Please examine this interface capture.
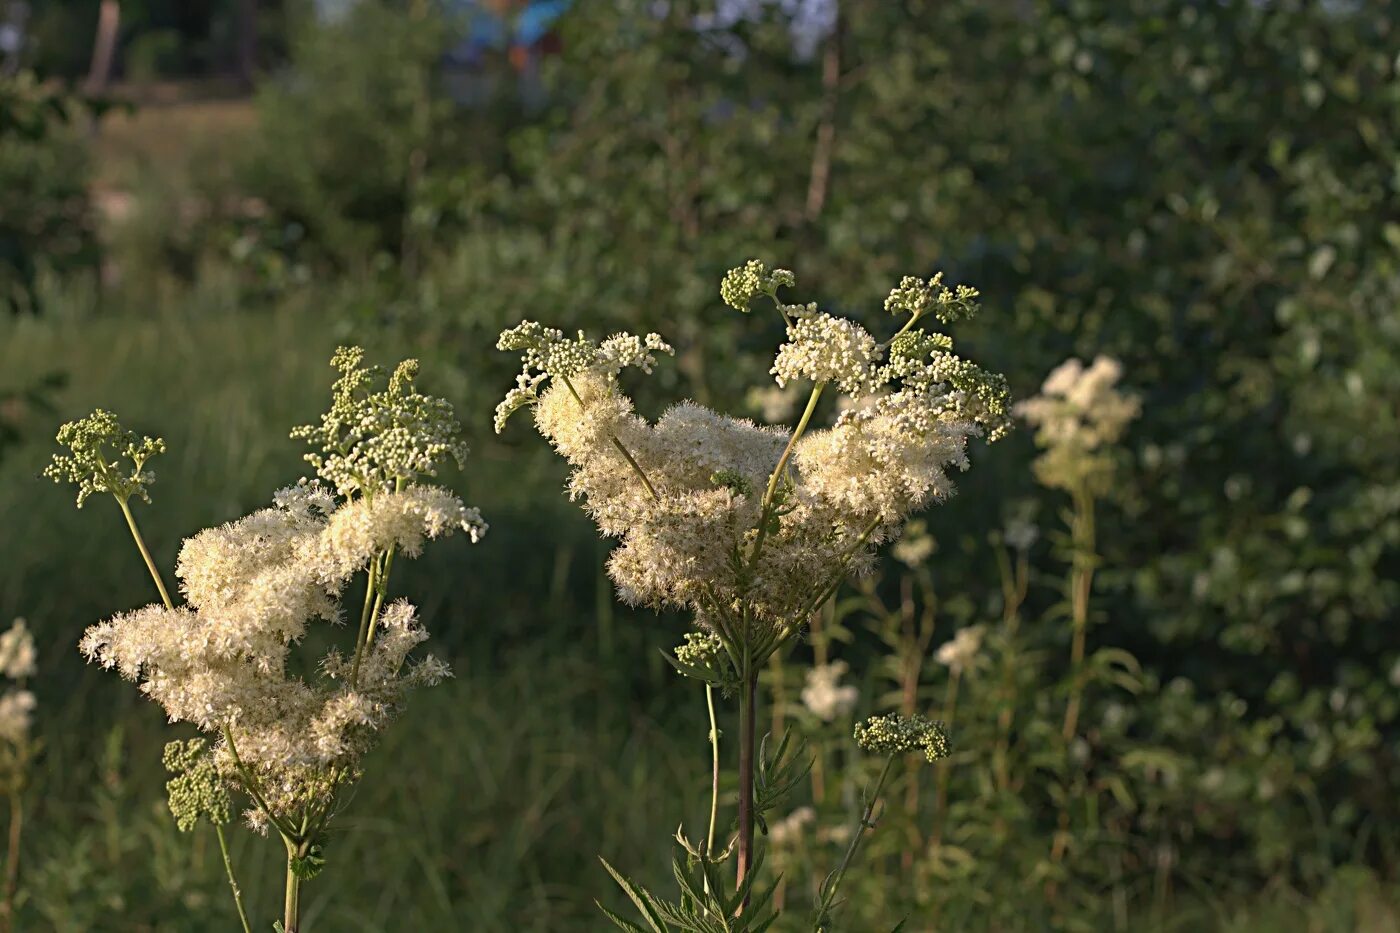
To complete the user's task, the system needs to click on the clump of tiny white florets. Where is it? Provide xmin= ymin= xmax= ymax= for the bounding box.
xmin=494 ymin=322 xmax=674 ymax=434
xmin=44 ymin=409 xmax=165 ymax=507
xmin=0 ymin=616 xmax=36 ymax=750
xmin=494 ymin=262 xmax=1011 ymax=650
xmin=77 ymin=348 xmax=486 ymax=834
xmin=1015 ymin=355 xmax=1140 ymax=495
xmin=79 ymin=481 xmax=479 ymax=829
xmin=801 ymin=660 xmax=859 ymax=722
xmin=935 ymin=625 xmax=985 ymax=675
xmin=291 ymin=346 xmax=471 ymax=499
xmin=855 ymin=713 xmax=950 ymax=763
xmin=772 ymin=308 xmax=881 ymax=396
xmin=891 ymin=519 xmax=935 ymax=568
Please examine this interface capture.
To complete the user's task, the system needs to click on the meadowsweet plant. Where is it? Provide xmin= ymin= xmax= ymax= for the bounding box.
xmin=1017 ymin=356 xmax=1139 ymax=876
xmin=496 ymin=260 xmax=1009 ymax=928
xmin=0 ymin=619 xmax=36 ymax=933
xmin=1016 ymin=357 xmax=1139 ymax=741
xmin=48 ymin=349 xmax=485 ymax=933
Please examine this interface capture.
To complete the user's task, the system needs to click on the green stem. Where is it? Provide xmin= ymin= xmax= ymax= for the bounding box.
xmin=362 ymin=545 xmax=398 ymax=658
xmin=814 ymin=756 xmax=896 ymax=927
xmin=283 ymin=845 xmax=301 ymax=933
xmin=215 ymin=824 xmax=252 ymax=933
xmin=349 ymin=555 xmax=381 ymax=685
xmin=561 ymin=374 xmax=661 ymax=502
xmin=705 ymin=685 xmax=721 ymax=861
xmin=748 ymin=383 xmax=825 ymax=572
xmin=735 ymin=667 xmax=758 ymax=909
xmin=116 ymin=496 xmax=174 ymax=610
xmin=1061 ymin=486 xmax=1096 ymax=742
xmin=222 ymin=725 xmax=298 ymax=841
xmin=931 ymin=670 xmax=960 ymax=848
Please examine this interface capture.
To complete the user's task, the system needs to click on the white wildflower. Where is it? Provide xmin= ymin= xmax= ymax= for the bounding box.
xmin=772 ymin=310 xmax=880 ymax=396
xmin=497 ymin=262 xmax=1010 ymax=654
xmin=935 ymin=625 xmax=985 ymax=675
xmin=0 ymin=619 xmax=37 ymax=680
xmin=0 ymin=690 xmax=34 ymax=744
xmin=80 ymin=485 xmax=479 ymax=831
xmin=1016 ymin=355 xmax=1140 ymax=494
xmin=801 ymin=661 xmax=859 ymax=721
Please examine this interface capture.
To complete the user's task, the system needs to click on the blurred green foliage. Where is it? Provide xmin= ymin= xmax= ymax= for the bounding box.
xmin=0 ymin=73 xmax=98 ymax=315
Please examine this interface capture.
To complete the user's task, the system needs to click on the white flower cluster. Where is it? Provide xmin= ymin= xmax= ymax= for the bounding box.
xmin=497 ymin=262 xmax=1012 ymax=648
xmin=801 ymin=660 xmax=859 ymax=721
xmin=494 ymin=322 xmax=674 ymax=433
xmin=771 ymin=309 xmax=881 ymax=396
xmin=79 ymin=484 xmax=483 ymax=830
xmin=1015 ymin=355 xmax=1140 ymax=494
xmin=935 ymin=624 xmax=985 ymax=675
xmin=0 ymin=619 xmax=35 ymax=746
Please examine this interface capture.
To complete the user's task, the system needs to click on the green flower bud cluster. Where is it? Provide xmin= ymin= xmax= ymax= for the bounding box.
xmin=854 ymin=713 xmax=950 ymax=763
xmin=884 ymin=273 xmax=981 ymax=324
xmin=888 ymin=330 xmax=953 ymax=361
xmin=44 ymin=409 xmax=165 ymax=507
xmin=163 ymin=738 xmax=232 ymax=832
xmin=291 ymin=346 xmax=469 ymax=498
xmin=720 ymin=259 xmax=796 ymax=312
xmin=675 ymin=631 xmax=725 ymax=669
xmin=709 ymin=469 xmax=753 ymax=497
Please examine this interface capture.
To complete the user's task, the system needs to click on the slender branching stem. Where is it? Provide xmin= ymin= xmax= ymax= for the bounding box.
xmin=749 ymin=382 xmax=825 ymax=572
xmin=798 ymin=516 xmax=883 ymax=620
xmin=111 ymin=494 xmax=252 ymax=930
xmin=815 ymin=756 xmax=897 ymax=923
xmin=223 ymin=725 xmax=298 ymax=841
xmin=363 ymin=544 xmax=398 ymax=653
xmin=116 ymin=496 xmax=175 ymax=610
xmin=349 ymin=554 xmax=381 ymax=685
xmin=993 ymin=547 xmax=1028 ymax=793
xmin=561 ymin=375 xmax=661 ymax=503
xmin=705 ymin=685 xmax=721 ymax=861
xmin=215 ymin=824 xmax=253 ymax=933
xmin=1061 ymin=485 xmax=1097 ymax=742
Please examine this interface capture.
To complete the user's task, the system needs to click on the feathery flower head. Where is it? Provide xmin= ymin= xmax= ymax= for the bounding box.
xmin=497 ymin=262 xmax=1010 ymax=658
xmin=855 ymin=713 xmax=950 ymax=763
xmin=1016 ymin=355 xmax=1140 ymax=494
xmin=81 ymin=483 xmax=481 ymax=830
xmin=720 ymin=259 xmax=795 ymax=312
xmin=291 ymin=346 xmax=469 ymax=498
xmin=0 ymin=619 xmax=36 ymax=680
xmin=44 ymin=408 xmax=165 ymax=507
xmin=163 ymin=738 xmax=232 ymax=831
